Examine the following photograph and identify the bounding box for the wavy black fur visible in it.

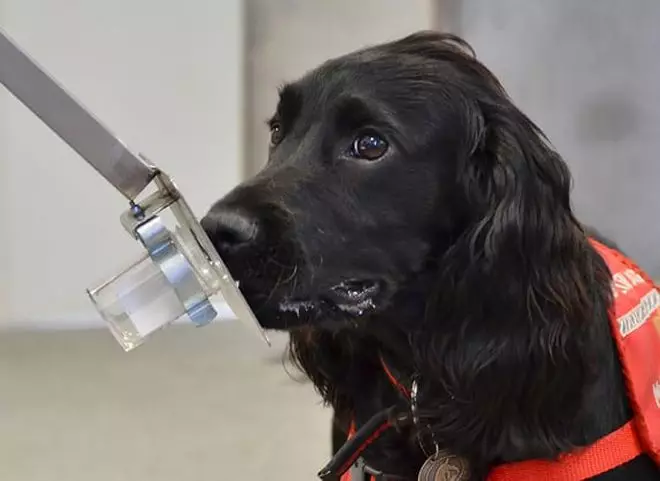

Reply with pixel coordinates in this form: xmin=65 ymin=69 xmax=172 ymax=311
xmin=203 ymin=32 xmax=659 ymax=480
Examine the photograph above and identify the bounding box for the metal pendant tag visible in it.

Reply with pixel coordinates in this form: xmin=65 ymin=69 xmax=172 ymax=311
xmin=417 ymin=450 xmax=470 ymax=481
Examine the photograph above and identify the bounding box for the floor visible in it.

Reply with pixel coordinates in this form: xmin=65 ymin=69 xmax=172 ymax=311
xmin=0 ymin=321 xmax=332 ymax=480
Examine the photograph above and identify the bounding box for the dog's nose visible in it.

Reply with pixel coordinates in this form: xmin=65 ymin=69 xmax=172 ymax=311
xmin=201 ymin=207 xmax=259 ymax=254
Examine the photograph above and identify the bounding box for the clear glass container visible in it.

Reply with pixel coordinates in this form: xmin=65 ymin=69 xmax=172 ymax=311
xmin=87 ymin=186 xmax=268 ymax=351
xmin=88 ymin=226 xmax=219 ymax=351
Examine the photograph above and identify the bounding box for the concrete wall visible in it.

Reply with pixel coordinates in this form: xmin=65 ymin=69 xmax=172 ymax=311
xmin=453 ymin=0 xmax=660 ymax=277
xmin=0 ymin=0 xmax=244 ymax=326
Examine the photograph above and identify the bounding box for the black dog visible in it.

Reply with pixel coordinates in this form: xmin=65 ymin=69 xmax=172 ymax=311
xmin=202 ymin=32 xmax=660 ymax=480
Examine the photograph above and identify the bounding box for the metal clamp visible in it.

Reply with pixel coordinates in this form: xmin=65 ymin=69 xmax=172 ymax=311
xmin=135 ymin=215 xmax=216 ymax=326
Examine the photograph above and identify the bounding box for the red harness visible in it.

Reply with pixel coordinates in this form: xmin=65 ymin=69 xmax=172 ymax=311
xmin=490 ymin=240 xmax=660 ymax=480
xmin=337 ymin=239 xmax=660 ymax=481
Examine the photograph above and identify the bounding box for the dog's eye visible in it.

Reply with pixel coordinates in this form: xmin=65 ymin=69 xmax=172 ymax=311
xmin=269 ymin=121 xmax=284 ymax=146
xmin=351 ymin=132 xmax=389 ymax=161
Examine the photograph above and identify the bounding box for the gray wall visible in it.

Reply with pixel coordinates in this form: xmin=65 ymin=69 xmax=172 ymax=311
xmin=0 ymin=0 xmax=7 ymax=319
xmin=453 ymin=0 xmax=660 ymax=277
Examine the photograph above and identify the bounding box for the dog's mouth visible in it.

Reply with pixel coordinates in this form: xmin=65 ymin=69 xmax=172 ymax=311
xmin=278 ymin=279 xmax=385 ymax=318
xmin=330 ymin=279 xmax=383 ymax=312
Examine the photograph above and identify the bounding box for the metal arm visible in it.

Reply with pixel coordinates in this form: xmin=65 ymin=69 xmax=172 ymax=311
xmin=0 ymin=29 xmax=155 ymax=200
xmin=0 ymin=27 xmax=269 ymax=350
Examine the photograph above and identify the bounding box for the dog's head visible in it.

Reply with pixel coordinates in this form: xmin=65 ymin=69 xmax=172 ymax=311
xmin=203 ymin=31 xmax=617 ymax=469
xmin=203 ymin=31 xmax=597 ymax=334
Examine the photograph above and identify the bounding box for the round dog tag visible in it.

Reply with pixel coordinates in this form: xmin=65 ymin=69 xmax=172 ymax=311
xmin=417 ymin=450 xmax=470 ymax=481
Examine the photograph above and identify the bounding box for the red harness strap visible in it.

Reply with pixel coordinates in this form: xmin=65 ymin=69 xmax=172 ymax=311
xmin=339 ymin=421 xmax=387 ymax=481
xmin=340 ymin=423 xmax=356 ymax=481
xmin=489 ymin=239 xmax=660 ymax=480
xmin=488 ymin=421 xmax=642 ymax=481
xmin=380 ymin=355 xmax=411 ymax=399
xmin=340 ymin=423 xmax=368 ymax=481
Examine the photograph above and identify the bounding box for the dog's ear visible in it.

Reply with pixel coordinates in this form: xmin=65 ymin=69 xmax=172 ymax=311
xmin=417 ymin=73 xmax=615 ymax=460
xmin=287 ymin=328 xmax=372 ymax=423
